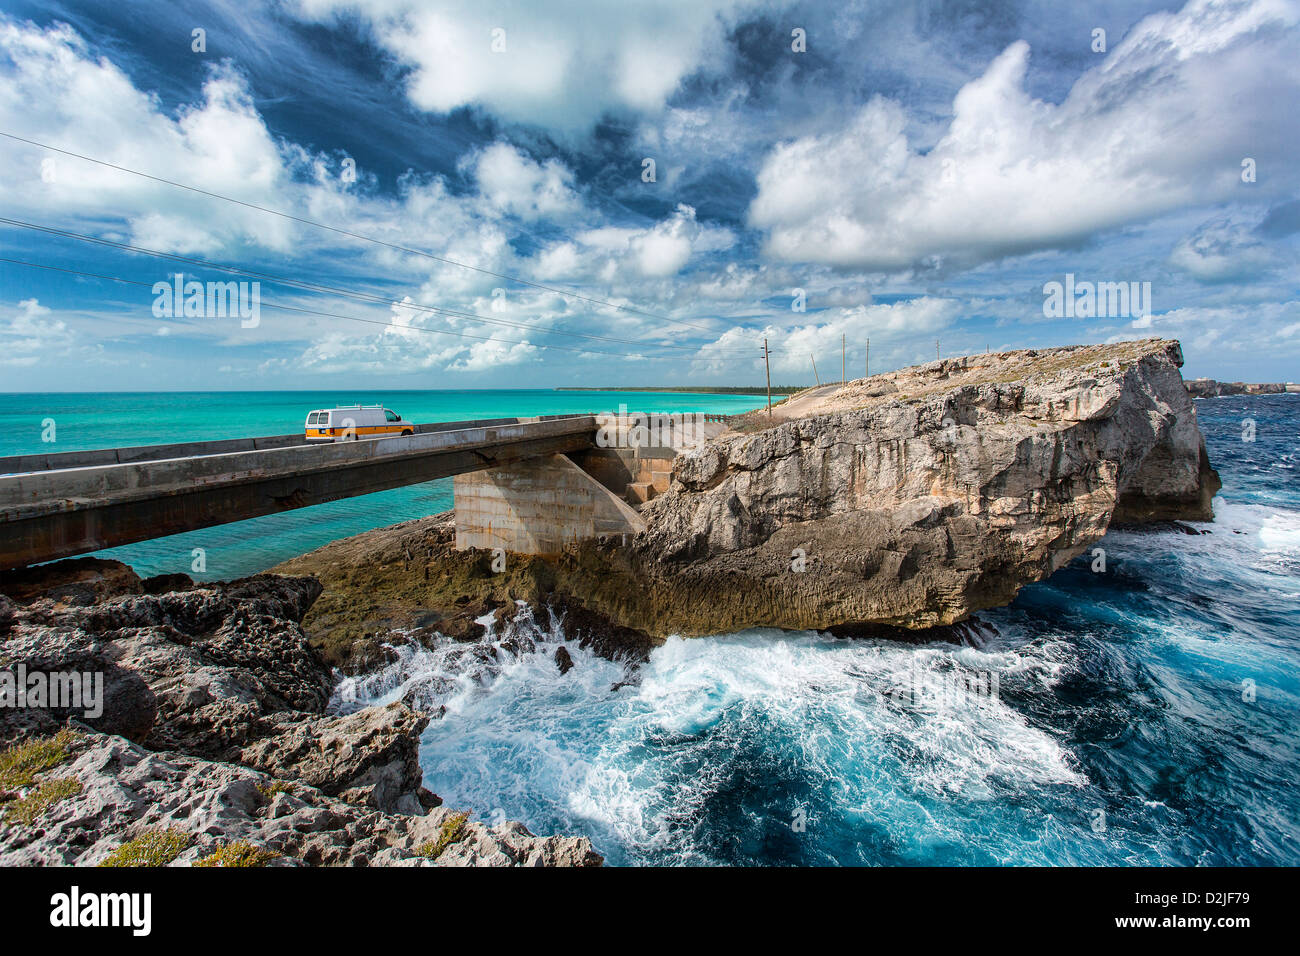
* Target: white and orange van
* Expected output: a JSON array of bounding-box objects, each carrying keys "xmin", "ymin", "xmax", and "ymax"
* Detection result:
[{"xmin": 304, "ymin": 405, "xmax": 414, "ymax": 442}]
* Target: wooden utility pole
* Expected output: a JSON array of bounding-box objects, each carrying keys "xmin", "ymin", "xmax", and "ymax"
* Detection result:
[
  {"xmin": 841, "ymin": 333, "xmax": 846, "ymax": 384},
  {"xmin": 865, "ymin": 337, "xmax": 870, "ymax": 378},
  {"xmin": 811, "ymin": 354, "xmax": 821, "ymax": 386},
  {"xmin": 762, "ymin": 338, "xmax": 772, "ymax": 417}
]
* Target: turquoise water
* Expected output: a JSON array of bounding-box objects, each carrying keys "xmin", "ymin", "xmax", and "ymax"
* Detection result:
[{"xmin": 0, "ymin": 390, "xmax": 767, "ymax": 577}]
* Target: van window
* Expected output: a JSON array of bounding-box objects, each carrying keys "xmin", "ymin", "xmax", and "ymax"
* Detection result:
[{"xmin": 385, "ymin": 409, "xmax": 399, "ymax": 422}]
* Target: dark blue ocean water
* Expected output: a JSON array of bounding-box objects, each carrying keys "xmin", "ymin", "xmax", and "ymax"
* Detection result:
[{"xmin": 341, "ymin": 395, "xmax": 1300, "ymax": 866}]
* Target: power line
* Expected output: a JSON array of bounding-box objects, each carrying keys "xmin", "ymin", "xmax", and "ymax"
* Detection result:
[
  {"xmin": 0, "ymin": 217, "xmax": 754, "ymax": 353},
  {"xmin": 0, "ymin": 130, "xmax": 729, "ymax": 336},
  {"xmin": 0, "ymin": 256, "xmax": 708, "ymax": 359}
]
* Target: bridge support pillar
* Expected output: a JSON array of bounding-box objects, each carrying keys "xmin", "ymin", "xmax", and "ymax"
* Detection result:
[{"xmin": 452, "ymin": 454, "xmax": 645, "ymax": 555}]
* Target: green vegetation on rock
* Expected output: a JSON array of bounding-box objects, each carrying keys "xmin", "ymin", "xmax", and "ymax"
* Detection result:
[
  {"xmin": 99, "ymin": 828, "xmax": 192, "ymax": 867},
  {"xmin": 256, "ymin": 779, "xmax": 295, "ymax": 799},
  {"xmin": 193, "ymin": 841, "xmax": 279, "ymax": 867},
  {"xmin": 0, "ymin": 729, "xmax": 77, "ymax": 790},
  {"xmin": 418, "ymin": 811, "xmax": 470, "ymax": 860},
  {"xmin": 5, "ymin": 777, "xmax": 82, "ymax": 825}
]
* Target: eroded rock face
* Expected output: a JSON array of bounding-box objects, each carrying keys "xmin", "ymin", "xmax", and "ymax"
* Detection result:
[
  {"xmin": 0, "ymin": 730, "xmax": 601, "ymax": 867},
  {"xmin": 1, "ymin": 572, "xmax": 332, "ymax": 751},
  {"xmin": 0, "ymin": 563, "xmax": 600, "ymax": 866},
  {"xmin": 556, "ymin": 339, "xmax": 1221, "ymax": 635},
  {"xmin": 1185, "ymin": 378, "xmax": 1289, "ymax": 398},
  {"xmin": 271, "ymin": 339, "xmax": 1221, "ymax": 643},
  {"xmin": 236, "ymin": 703, "xmax": 435, "ymax": 815}
]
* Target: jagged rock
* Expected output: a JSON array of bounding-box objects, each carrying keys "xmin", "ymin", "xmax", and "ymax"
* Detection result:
[
  {"xmin": 141, "ymin": 572, "xmax": 196, "ymax": 595},
  {"xmin": 549, "ymin": 595, "xmax": 655, "ymax": 663},
  {"xmin": 0, "ymin": 641, "xmax": 156, "ymax": 743},
  {"xmin": 236, "ymin": 703, "xmax": 431, "ymax": 814},
  {"xmin": 595, "ymin": 339, "xmax": 1221, "ymax": 634},
  {"xmin": 0, "ymin": 557, "xmax": 143, "ymax": 607},
  {"xmin": 554, "ymin": 645, "xmax": 575, "ymax": 675},
  {"xmin": 0, "ymin": 729, "xmax": 599, "ymax": 867},
  {"xmin": 0, "ymin": 594, "xmax": 15, "ymax": 637},
  {"xmin": 0, "ymin": 572, "xmax": 333, "ymax": 753},
  {"xmin": 430, "ymin": 818, "xmax": 602, "ymax": 867},
  {"xmin": 1185, "ymin": 378, "xmax": 1290, "ymax": 397},
  {"xmin": 434, "ymin": 600, "xmax": 497, "ymax": 642},
  {"xmin": 0, "ymin": 565, "xmax": 599, "ymax": 866}
]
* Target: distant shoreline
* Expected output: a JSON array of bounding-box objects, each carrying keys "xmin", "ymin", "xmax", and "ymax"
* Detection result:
[{"xmin": 555, "ymin": 386, "xmax": 805, "ymax": 395}]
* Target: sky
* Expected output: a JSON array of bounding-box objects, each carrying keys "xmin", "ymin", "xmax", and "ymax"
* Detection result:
[{"xmin": 0, "ymin": 0, "xmax": 1297, "ymax": 390}]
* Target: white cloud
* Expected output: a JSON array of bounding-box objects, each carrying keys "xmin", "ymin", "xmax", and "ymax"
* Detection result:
[
  {"xmin": 694, "ymin": 297, "xmax": 963, "ymax": 376},
  {"xmin": 748, "ymin": 0, "xmax": 1300, "ymax": 271},
  {"xmin": 1169, "ymin": 216, "xmax": 1280, "ymax": 282},
  {"xmin": 0, "ymin": 299, "xmax": 73, "ymax": 365},
  {"xmin": 1112, "ymin": 299, "xmax": 1300, "ymax": 353},
  {"xmin": 574, "ymin": 204, "xmax": 734, "ymax": 278},
  {"xmin": 291, "ymin": 0, "xmax": 766, "ymax": 129},
  {"xmin": 0, "ymin": 22, "xmax": 295, "ymax": 254},
  {"xmin": 468, "ymin": 142, "xmax": 581, "ymax": 220}
]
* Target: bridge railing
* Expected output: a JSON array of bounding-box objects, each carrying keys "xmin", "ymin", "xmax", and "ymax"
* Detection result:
[
  {"xmin": 0, "ymin": 414, "xmax": 600, "ymax": 477},
  {"xmin": 0, "ymin": 415, "xmax": 600, "ymax": 521}
]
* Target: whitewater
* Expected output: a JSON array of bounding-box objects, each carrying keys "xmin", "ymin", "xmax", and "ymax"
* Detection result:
[{"xmin": 335, "ymin": 395, "xmax": 1300, "ymax": 866}]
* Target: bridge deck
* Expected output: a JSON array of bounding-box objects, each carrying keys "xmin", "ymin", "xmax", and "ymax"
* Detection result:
[{"xmin": 0, "ymin": 415, "xmax": 598, "ymax": 570}]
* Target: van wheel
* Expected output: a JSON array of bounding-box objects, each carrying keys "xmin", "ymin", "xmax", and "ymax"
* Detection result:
[{"xmin": 401, "ymin": 429, "xmax": 413, "ymax": 437}]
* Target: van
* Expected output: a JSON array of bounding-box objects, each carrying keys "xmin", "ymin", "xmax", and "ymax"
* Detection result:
[{"xmin": 304, "ymin": 405, "xmax": 414, "ymax": 442}]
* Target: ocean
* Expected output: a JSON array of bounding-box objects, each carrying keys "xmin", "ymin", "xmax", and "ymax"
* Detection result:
[
  {"xmin": 4, "ymin": 390, "xmax": 1298, "ymax": 865},
  {"xmin": 0, "ymin": 389, "xmax": 769, "ymax": 578}
]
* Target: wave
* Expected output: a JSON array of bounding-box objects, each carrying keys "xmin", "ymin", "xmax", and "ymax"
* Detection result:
[{"xmin": 330, "ymin": 399, "xmax": 1300, "ymax": 865}]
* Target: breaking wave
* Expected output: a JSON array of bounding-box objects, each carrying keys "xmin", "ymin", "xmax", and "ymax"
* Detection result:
[{"xmin": 341, "ymin": 395, "xmax": 1300, "ymax": 865}]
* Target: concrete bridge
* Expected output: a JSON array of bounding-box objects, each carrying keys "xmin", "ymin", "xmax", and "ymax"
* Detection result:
[{"xmin": 0, "ymin": 413, "xmax": 726, "ymax": 571}]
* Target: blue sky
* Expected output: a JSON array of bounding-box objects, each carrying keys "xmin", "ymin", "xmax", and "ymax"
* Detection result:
[{"xmin": 0, "ymin": 0, "xmax": 1297, "ymax": 390}]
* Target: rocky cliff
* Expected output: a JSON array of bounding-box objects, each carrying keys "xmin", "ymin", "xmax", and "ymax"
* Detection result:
[
  {"xmin": 608, "ymin": 338, "xmax": 1218, "ymax": 633},
  {"xmin": 0, "ymin": 559, "xmax": 601, "ymax": 866},
  {"xmin": 278, "ymin": 338, "xmax": 1220, "ymax": 645},
  {"xmin": 1185, "ymin": 378, "xmax": 1296, "ymax": 398}
]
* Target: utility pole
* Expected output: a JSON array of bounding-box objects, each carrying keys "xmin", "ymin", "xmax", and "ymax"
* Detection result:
[
  {"xmin": 841, "ymin": 333, "xmax": 846, "ymax": 385},
  {"xmin": 810, "ymin": 354, "xmax": 821, "ymax": 386},
  {"xmin": 762, "ymin": 338, "xmax": 772, "ymax": 418},
  {"xmin": 865, "ymin": 337, "xmax": 870, "ymax": 378}
]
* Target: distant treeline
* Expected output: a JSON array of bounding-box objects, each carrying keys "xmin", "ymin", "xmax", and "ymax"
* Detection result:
[{"xmin": 556, "ymin": 385, "xmax": 809, "ymax": 395}]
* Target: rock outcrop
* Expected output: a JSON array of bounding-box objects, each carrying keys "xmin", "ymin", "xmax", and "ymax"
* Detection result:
[
  {"xmin": 0, "ymin": 559, "xmax": 601, "ymax": 866},
  {"xmin": 0, "ymin": 729, "xmax": 600, "ymax": 867},
  {"xmin": 278, "ymin": 339, "xmax": 1220, "ymax": 644},
  {"xmin": 594, "ymin": 339, "xmax": 1220, "ymax": 633},
  {"xmin": 1185, "ymin": 378, "xmax": 1296, "ymax": 397}
]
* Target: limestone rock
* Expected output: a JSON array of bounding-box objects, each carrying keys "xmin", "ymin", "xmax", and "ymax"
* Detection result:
[
  {"xmin": 0, "ymin": 566, "xmax": 598, "ymax": 865},
  {"xmin": 0, "ymin": 572, "xmax": 332, "ymax": 751},
  {"xmin": 544, "ymin": 339, "xmax": 1222, "ymax": 636},
  {"xmin": 0, "ymin": 730, "xmax": 599, "ymax": 867},
  {"xmin": 236, "ymin": 703, "xmax": 431, "ymax": 814}
]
